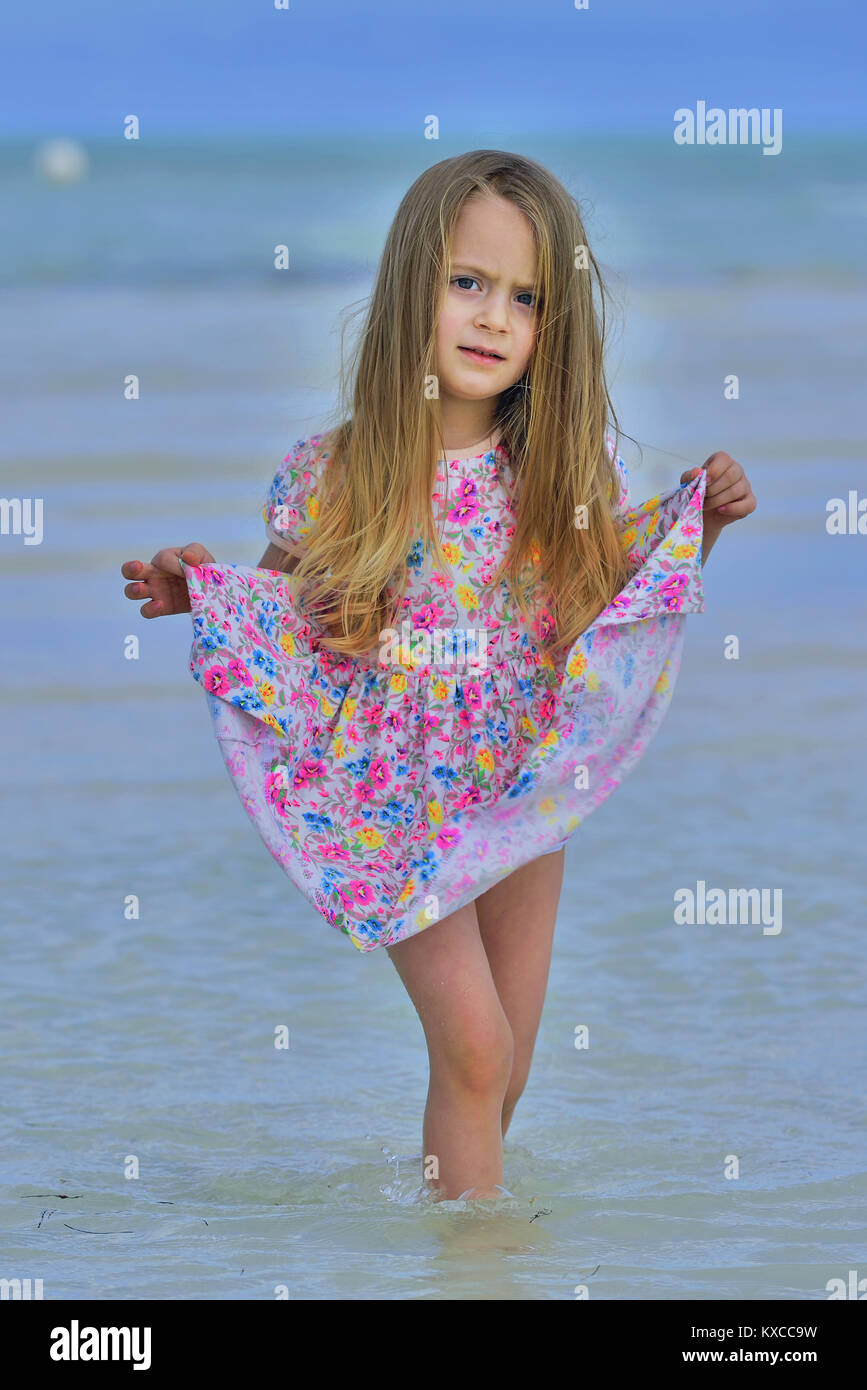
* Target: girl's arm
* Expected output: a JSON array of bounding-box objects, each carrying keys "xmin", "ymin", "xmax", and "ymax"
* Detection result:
[{"xmin": 258, "ymin": 543, "xmax": 300, "ymax": 573}]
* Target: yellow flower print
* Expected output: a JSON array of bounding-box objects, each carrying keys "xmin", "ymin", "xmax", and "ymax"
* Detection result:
[
  {"xmin": 442, "ymin": 542, "xmax": 460, "ymax": 564},
  {"xmin": 586, "ymin": 671, "xmax": 601, "ymax": 692},
  {"xmin": 398, "ymin": 876, "xmax": 416, "ymax": 903},
  {"xmin": 390, "ymin": 671, "xmax": 408, "ymax": 694},
  {"xmin": 357, "ymin": 827, "xmax": 384, "ymax": 849},
  {"xmin": 455, "ymin": 584, "xmax": 478, "ymax": 611},
  {"xmin": 262, "ymin": 713, "xmax": 283, "ymax": 734},
  {"xmin": 343, "ymin": 696, "xmax": 357, "ymax": 720},
  {"xmin": 540, "ymin": 730, "xmax": 559, "ymax": 749},
  {"xmin": 655, "ymin": 670, "xmax": 670, "ymax": 694},
  {"xmin": 433, "ymin": 679, "xmax": 448, "ymax": 701},
  {"xmin": 307, "ymin": 495, "xmax": 320, "ymax": 520},
  {"xmin": 567, "ymin": 649, "xmax": 587, "ymax": 678},
  {"xmin": 428, "ymin": 798, "xmax": 443, "ymax": 824},
  {"xmin": 522, "ymin": 714, "xmax": 538, "ymax": 737},
  {"xmin": 476, "ymin": 747, "xmax": 494, "ymax": 774},
  {"xmin": 256, "ymin": 680, "xmax": 276, "ymax": 705},
  {"xmin": 280, "ymin": 632, "xmax": 296, "ymax": 656},
  {"xmin": 671, "ymin": 543, "xmax": 697, "ymax": 560},
  {"xmin": 333, "ymin": 735, "xmax": 345, "ymax": 759},
  {"xmin": 319, "ymin": 694, "xmax": 336, "ymax": 716}
]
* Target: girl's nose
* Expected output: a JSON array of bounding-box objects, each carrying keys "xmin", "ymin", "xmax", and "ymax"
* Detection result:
[
  {"xmin": 474, "ymin": 316, "xmax": 508, "ymax": 338},
  {"xmin": 475, "ymin": 296, "xmax": 510, "ymax": 332}
]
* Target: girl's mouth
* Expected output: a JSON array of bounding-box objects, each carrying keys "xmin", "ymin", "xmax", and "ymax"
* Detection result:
[{"xmin": 458, "ymin": 346, "xmax": 504, "ymax": 364}]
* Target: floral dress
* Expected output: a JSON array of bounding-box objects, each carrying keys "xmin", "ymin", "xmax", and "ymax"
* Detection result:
[{"xmin": 179, "ymin": 433, "xmax": 706, "ymax": 952}]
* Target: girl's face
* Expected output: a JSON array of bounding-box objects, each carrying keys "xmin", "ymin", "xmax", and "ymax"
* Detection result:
[{"xmin": 435, "ymin": 193, "xmax": 539, "ymax": 421}]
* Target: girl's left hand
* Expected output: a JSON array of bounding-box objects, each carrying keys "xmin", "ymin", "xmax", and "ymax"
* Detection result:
[{"xmin": 681, "ymin": 452, "xmax": 756, "ymax": 527}]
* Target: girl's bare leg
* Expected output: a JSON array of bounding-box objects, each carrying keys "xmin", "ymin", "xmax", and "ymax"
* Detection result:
[
  {"xmin": 386, "ymin": 901, "xmax": 514, "ymax": 1200},
  {"xmin": 475, "ymin": 849, "xmax": 565, "ymax": 1136}
]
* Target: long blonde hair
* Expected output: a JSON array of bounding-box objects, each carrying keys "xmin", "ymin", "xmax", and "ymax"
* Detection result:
[{"xmin": 276, "ymin": 148, "xmax": 633, "ymax": 659}]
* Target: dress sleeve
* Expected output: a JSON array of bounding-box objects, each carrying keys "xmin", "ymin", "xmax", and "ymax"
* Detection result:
[
  {"xmin": 605, "ymin": 432, "xmax": 631, "ymax": 517},
  {"xmin": 262, "ymin": 435, "xmax": 325, "ymax": 553}
]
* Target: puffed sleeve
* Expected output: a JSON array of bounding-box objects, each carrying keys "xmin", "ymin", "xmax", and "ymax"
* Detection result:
[{"xmin": 262, "ymin": 435, "xmax": 325, "ymax": 553}]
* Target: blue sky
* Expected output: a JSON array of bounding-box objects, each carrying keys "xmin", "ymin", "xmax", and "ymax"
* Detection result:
[{"xmin": 2, "ymin": 0, "xmax": 864, "ymax": 136}]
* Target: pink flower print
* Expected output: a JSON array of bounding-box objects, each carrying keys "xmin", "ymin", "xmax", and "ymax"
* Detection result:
[
  {"xmin": 432, "ymin": 572, "xmax": 453, "ymax": 591},
  {"xmin": 293, "ymin": 757, "xmax": 326, "ymax": 787},
  {"xmin": 352, "ymin": 782, "xmax": 376, "ymax": 805},
  {"xmin": 454, "ymin": 786, "xmax": 483, "ymax": 810},
  {"xmin": 264, "ymin": 767, "xmax": 289, "ymax": 805},
  {"xmin": 463, "ymin": 681, "xmax": 482, "ymax": 710},
  {"xmin": 609, "ymin": 591, "xmax": 635, "ymax": 618},
  {"xmin": 226, "ymin": 749, "xmax": 247, "ymax": 777},
  {"xmin": 363, "ymin": 702, "xmax": 385, "ymax": 730},
  {"xmin": 276, "ymin": 505, "xmax": 301, "ymax": 536},
  {"xmin": 367, "ymin": 756, "xmax": 391, "ymax": 789},
  {"xmin": 538, "ymin": 689, "xmax": 556, "ymax": 724},
  {"xmin": 413, "ymin": 602, "xmax": 445, "ymax": 632},
  {"xmin": 227, "ymin": 658, "xmax": 249, "ymax": 682},
  {"xmin": 448, "ymin": 478, "xmax": 480, "ymax": 525},
  {"xmin": 658, "ymin": 572, "xmax": 689, "ymax": 612},
  {"xmin": 203, "ymin": 665, "xmax": 232, "ymax": 695},
  {"xmin": 435, "ymin": 826, "xmax": 462, "ymax": 850},
  {"xmin": 345, "ymin": 879, "xmax": 376, "ymax": 905},
  {"xmin": 321, "ymin": 842, "xmax": 352, "ymax": 863}
]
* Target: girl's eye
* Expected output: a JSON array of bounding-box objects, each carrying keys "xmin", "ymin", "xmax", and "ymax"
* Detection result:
[{"xmin": 452, "ymin": 277, "xmax": 538, "ymax": 308}]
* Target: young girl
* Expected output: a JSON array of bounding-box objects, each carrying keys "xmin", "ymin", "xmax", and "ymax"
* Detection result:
[{"xmin": 121, "ymin": 150, "xmax": 755, "ymax": 1204}]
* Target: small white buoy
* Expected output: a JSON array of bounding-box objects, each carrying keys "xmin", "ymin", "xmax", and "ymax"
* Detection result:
[{"xmin": 34, "ymin": 138, "xmax": 89, "ymax": 185}]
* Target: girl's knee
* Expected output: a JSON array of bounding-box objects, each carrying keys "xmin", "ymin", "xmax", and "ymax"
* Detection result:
[{"xmin": 432, "ymin": 1016, "xmax": 514, "ymax": 1096}]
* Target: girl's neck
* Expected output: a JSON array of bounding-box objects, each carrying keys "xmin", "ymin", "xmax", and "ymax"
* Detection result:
[{"xmin": 438, "ymin": 426, "xmax": 502, "ymax": 461}]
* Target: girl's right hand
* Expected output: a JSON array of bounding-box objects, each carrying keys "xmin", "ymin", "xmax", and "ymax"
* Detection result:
[{"xmin": 121, "ymin": 543, "xmax": 215, "ymax": 618}]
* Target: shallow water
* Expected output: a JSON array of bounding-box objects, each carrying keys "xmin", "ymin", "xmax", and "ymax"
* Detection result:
[{"xmin": 1, "ymin": 134, "xmax": 866, "ymax": 1299}]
